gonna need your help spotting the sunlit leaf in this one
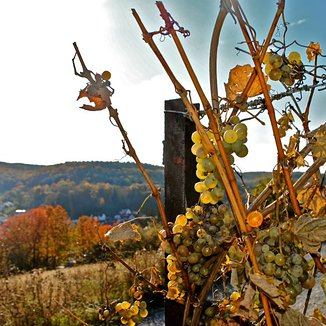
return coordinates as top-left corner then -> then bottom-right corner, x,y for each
293,214 -> 326,254
105,221 -> 141,242
306,42 -> 322,62
297,185 -> 326,216
225,64 -> 270,101
311,130 -> 326,159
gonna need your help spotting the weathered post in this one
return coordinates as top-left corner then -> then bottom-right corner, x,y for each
163,98 -> 198,325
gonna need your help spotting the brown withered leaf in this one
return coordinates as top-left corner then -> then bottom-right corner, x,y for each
249,272 -> 285,309
297,185 -> 326,216
274,307 -> 324,326
237,284 -> 259,321
225,64 -> 270,101
311,130 -> 326,159
306,42 -> 323,62
105,221 -> 141,242
293,214 -> 326,254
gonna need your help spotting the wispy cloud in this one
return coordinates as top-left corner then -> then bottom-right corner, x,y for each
289,18 -> 306,26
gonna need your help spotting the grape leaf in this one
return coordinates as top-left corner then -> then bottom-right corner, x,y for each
224,64 -> 270,101
249,273 -> 285,309
297,186 -> 326,216
274,307 -> 324,326
105,220 -> 141,242
311,130 -> 326,159
306,42 -> 323,62
293,214 -> 326,254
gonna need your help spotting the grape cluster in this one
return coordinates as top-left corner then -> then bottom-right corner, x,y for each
263,51 -> 304,86
254,226 -> 313,305
192,120 -> 248,205
161,203 -> 237,299
115,300 -> 149,326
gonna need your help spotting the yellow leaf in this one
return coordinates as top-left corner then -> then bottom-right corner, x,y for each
225,64 -> 270,101
306,42 -> 322,62
297,185 -> 326,216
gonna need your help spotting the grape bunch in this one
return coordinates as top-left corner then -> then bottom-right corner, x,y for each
254,225 -> 314,305
263,51 -> 304,86
161,203 -> 237,299
114,300 -> 149,326
191,120 -> 248,205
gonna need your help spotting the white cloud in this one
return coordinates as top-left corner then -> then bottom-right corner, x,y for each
289,18 -> 306,26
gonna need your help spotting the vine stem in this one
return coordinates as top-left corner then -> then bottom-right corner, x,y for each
155,1 -> 249,234
230,0 -> 301,217
209,0 -> 230,110
72,42 -> 190,291
101,243 -> 163,293
132,7 -> 265,326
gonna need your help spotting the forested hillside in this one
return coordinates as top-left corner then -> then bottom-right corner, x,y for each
0,161 -> 164,220
0,161 -> 303,221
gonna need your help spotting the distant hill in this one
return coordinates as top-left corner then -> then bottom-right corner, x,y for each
0,161 -> 164,220
0,161 -> 302,221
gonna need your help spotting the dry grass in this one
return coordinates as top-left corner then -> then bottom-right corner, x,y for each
0,250 -> 162,326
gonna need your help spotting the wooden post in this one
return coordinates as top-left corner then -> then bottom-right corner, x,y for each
163,98 -> 198,326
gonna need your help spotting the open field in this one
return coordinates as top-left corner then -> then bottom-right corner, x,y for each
0,250 -> 163,326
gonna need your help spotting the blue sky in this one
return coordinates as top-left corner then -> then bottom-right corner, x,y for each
0,0 -> 325,172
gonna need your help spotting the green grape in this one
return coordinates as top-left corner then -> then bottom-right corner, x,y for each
200,190 -> 213,204
287,51 -> 301,64
209,214 -> 220,225
263,262 -> 275,276
192,264 -> 201,273
194,181 -> 208,193
229,115 -> 240,125
177,244 -> 189,257
200,266 -> 209,276
269,68 -> 282,81
274,266 -> 285,278
269,226 -> 279,239
191,131 -> 201,144
291,265 -> 303,278
227,153 -> 235,165
223,140 -> 233,154
201,157 -> 216,172
202,246 -> 213,257
264,63 -> 273,74
301,275 -> 316,289
274,253 -> 286,266
210,187 -> 224,202
196,168 -> 207,179
204,306 -> 216,318
235,144 -> 248,158
173,234 -> 182,245
254,243 -> 263,256
218,204 -> 228,214
204,173 -> 219,188
281,76 -> 295,86
263,250 -> 275,263
223,129 -> 238,144
261,244 -> 270,253
269,53 -> 283,68
188,252 -> 200,264
291,253 -> 303,265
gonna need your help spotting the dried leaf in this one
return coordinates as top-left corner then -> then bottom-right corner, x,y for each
293,214 -> 326,253
105,221 -> 141,242
225,64 -> 270,101
249,272 -> 285,309
77,84 -> 112,111
306,42 -> 323,62
274,307 -> 324,326
311,130 -> 326,159
297,186 -> 326,216
237,284 -> 259,321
